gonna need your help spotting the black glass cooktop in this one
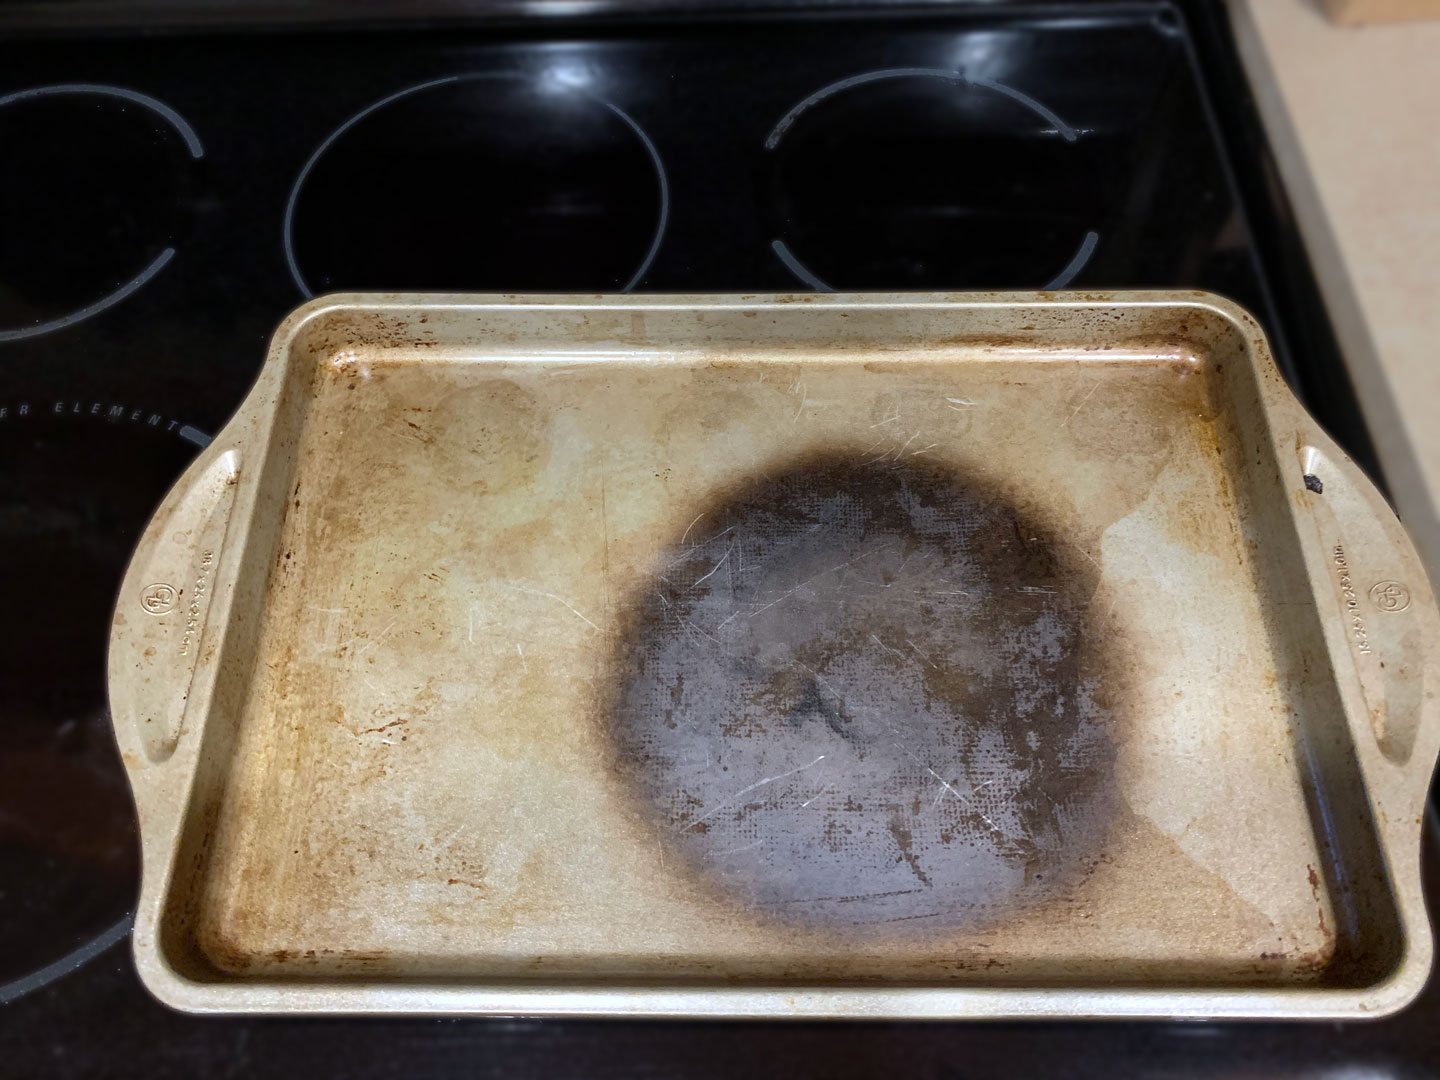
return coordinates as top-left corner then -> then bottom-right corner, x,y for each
1,1 -> 1432,1075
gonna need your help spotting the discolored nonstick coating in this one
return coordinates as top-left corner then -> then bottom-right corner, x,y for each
608,453 -> 1118,930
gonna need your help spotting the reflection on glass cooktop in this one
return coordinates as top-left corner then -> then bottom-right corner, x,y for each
0,0 -> 1421,1074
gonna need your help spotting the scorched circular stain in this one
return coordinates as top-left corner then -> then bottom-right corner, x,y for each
607,454 -> 1118,929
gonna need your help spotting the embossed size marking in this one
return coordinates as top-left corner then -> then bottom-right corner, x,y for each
178,551 -> 213,657
1331,545 -> 1371,654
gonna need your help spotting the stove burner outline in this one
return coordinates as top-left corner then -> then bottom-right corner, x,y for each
771,238 -> 833,293
0,248 -> 174,345
0,402 -> 209,1003
282,73 -> 671,298
1045,229 -> 1100,291
765,67 -> 1099,293
0,83 -> 203,157
0,913 -> 132,1004
0,84 -> 203,344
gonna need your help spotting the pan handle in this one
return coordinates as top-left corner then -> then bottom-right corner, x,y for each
108,445 -> 244,778
1293,430 -> 1440,822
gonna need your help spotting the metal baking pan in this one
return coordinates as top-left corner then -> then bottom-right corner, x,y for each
110,292 -> 1440,1018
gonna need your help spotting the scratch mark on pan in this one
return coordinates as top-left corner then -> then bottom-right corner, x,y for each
710,839 -> 765,858
745,549 -> 878,619
792,381 -> 809,424
677,754 -> 827,832
905,639 -> 939,669
682,620 -> 731,653
662,526 -> 734,573
353,618 -> 398,658
870,633 -> 909,662
801,782 -> 833,808
681,513 -> 705,546
870,414 -> 901,428
946,397 -> 976,407
894,741 -> 1008,837
911,443 -> 939,456
689,544 -> 734,590
504,584 -> 601,632
516,643 -> 528,674
780,887 -> 927,906
1060,382 -> 1100,429
1069,541 -> 1101,570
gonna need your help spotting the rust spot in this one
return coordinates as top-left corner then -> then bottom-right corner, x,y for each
357,717 -> 407,735
1306,863 -> 1332,947
446,878 -> 488,893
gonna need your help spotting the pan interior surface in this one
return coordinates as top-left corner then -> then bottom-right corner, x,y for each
181,321 -> 1370,991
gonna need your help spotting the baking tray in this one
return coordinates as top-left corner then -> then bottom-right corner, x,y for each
109,292 -> 1440,1018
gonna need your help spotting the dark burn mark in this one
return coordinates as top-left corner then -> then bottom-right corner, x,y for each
764,669 -> 854,739
887,813 -> 932,888
607,454 -> 1118,928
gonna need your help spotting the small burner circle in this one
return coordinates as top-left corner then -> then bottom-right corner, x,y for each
0,85 -> 203,342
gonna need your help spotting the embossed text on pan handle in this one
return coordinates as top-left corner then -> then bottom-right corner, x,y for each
109,449 -> 242,767
1295,434 -> 1440,814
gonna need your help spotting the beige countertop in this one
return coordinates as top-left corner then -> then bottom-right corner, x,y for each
1229,0 -> 1440,576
